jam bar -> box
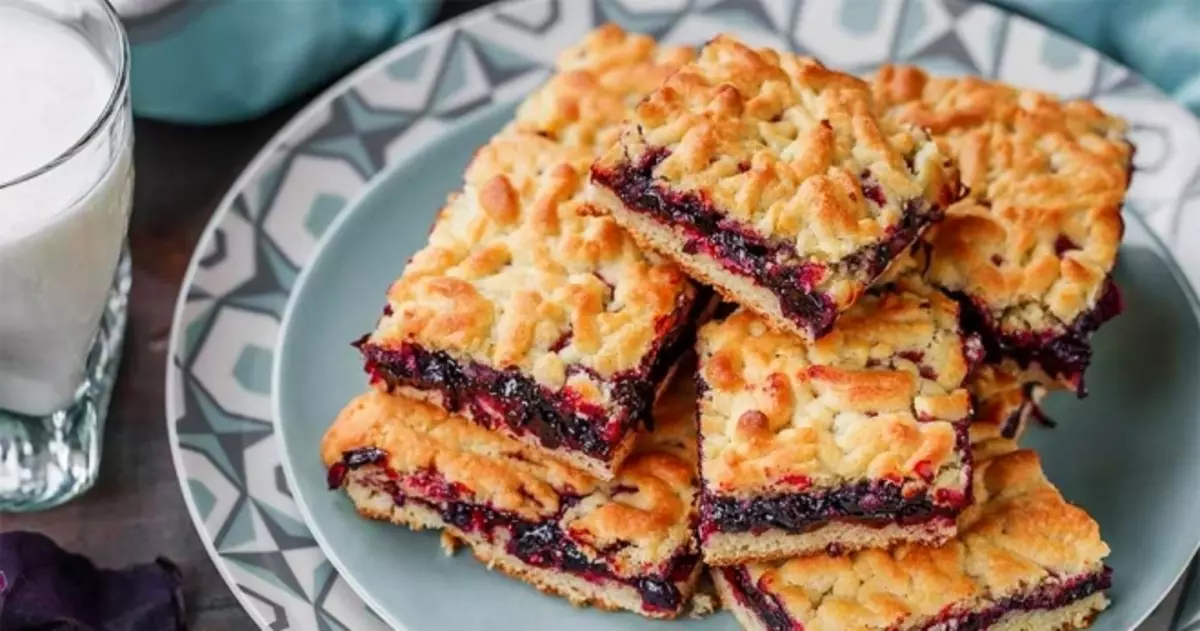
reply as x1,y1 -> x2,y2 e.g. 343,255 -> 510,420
713,439 -> 1111,631
695,277 -> 980,564
872,65 -> 1133,393
590,35 -> 962,340
321,376 -> 703,619
357,27 -> 701,479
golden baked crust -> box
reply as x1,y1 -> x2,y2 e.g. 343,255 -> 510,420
872,65 -> 1131,339
719,444 -> 1110,631
510,24 -> 696,156
366,25 -> 696,396
591,35 -> 960,336
696,278 -> 975,497
322,376 -> 699,578
968,360 -> 1055,442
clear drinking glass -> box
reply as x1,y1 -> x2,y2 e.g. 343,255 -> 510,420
0,0 -> 133,511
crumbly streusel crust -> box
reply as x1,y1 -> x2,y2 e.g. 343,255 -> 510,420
872,65 -> 1131,384
590,35 -> 961,338
373,33 -> 697,389
696,279 -> 975,497
714,442 -> 1110,631
321,377 -> 700,580
358,26 -> 700,478
968,360 -> 1055,442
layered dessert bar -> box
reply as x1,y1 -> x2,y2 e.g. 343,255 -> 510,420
357,27 -> 702,479
590,35 -> 962,340
872,65 -> 1133,393
713,440 -> 1111,631
695,277 -> 980,564
969,361 -> 1056,442
321,376 -> 703,619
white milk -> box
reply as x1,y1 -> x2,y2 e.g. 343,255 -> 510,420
0,6 -> 134,416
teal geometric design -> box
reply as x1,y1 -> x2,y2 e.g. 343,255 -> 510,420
319,611 -> 351,631
1040,30 -> 1084,71
167,0 -> 1200,629
180,433 -> 240,484
253,159 -> 289,222
191,380 -> 271,434
221,500 -> 261,550
387,45 -> 430,81
189,480 -> 217,521
304,193 -> 346,240
343,94 -> 412,134
255,500 -> 314,540
468,35 -> 540,78
312,560 -> 336,606
430,36 -> 476,109
597,0 -> 682,36
228,291 -> 290,319
227,552 -> 305,600
233,344 -> 274,395
306,137 -> 376,180
896,0 -> 931,59
262,237 -> 300,294
184,301 -> 219,362
696,3 -> 775,38
840,0 -> 884,35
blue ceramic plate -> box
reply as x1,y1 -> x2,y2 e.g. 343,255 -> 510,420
275,96 -> 1200,631
169,0 -> 1200,628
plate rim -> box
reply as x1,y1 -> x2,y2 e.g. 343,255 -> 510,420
164,1 -> 534,627
275,170 -> 1200,631
163,0 -> 1200,628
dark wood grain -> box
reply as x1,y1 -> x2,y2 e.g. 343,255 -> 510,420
0,2 -> 493,629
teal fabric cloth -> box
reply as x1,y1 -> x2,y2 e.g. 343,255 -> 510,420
124,0 -> 1200,124
991,0 -> 1200,114
125,0 -> 440,124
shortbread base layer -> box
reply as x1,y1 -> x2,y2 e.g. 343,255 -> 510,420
713,567 -> 1109,631
344,478 -> 702,619
703,518 -> 955,566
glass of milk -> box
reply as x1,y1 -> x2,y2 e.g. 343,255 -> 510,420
0,0 -> 133,511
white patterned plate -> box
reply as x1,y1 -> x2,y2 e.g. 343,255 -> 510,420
167,0 -> 1200,628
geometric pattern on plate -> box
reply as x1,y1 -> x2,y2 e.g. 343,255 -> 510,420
166,0 -> 1200,626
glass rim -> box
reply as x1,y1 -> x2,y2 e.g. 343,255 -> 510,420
0,0 -> 131,191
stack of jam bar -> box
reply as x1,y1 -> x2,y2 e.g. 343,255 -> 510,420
320,26 -> 1133,629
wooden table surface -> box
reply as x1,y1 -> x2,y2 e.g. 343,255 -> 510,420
0,3 -> 488,628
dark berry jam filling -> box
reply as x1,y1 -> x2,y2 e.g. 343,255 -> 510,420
723,565 -> 1110,631
952,277 -> 1123,395
335,460 -> 698,614
326,447 -> 388,489
699,394 -> 971,539
720,567 -> 800,631
592,149 -> 942,338
700,479 -> 961,539
358,292 -> 703,462
912,568 -> 1112,631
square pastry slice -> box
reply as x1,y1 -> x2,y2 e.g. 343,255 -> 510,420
695,277 -> 979,564
872,65 -> 1133,392
357,27 -> 704,479
321,376 -> 703,619
590,35 -> 962,340
713,439 -> 1111,631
